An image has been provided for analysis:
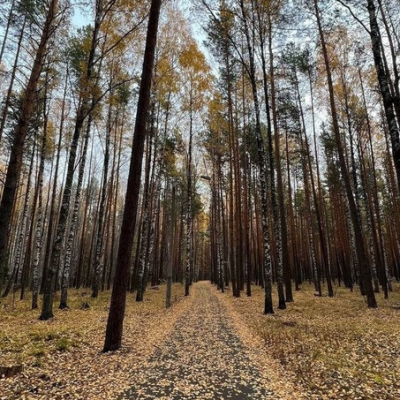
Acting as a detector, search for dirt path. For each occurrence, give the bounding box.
[119,282,278,399]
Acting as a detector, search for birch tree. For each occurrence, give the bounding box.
[0,0,61,291]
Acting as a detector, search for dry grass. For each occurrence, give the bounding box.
[0,284,192,400]
[222,282,400,400]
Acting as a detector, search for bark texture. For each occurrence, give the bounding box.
[103,0,162,351]
[0,0,59,290]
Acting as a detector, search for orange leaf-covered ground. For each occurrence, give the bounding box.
[1,284,192,399]
[1,281,399,399]
[220,283,400,400]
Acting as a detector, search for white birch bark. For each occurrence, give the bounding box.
[239,0,273,313]
[59,116,92,309]
[92,90,113,297]
[32,143,45,309]
[4,151,34,298]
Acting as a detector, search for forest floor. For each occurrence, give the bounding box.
[219,282,400,400]
[118,282,297,399]
[0,281,400,399]
[0,284,191,399]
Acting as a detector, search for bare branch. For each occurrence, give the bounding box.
[336,0,370,34]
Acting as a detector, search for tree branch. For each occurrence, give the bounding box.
[336,0,370,34]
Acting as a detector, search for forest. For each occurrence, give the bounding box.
[1,0,400,398]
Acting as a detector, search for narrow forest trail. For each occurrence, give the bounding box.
[119,281,281,400]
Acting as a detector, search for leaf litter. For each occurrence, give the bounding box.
[119,282,279,399]
[220,283,400,400]
[0,284,191,399]
[2,281,399,399]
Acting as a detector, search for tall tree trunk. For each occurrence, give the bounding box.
[108,109,124,290]
[216,167,224,292]
[0,0,16,66]
[315,0,377,307]
[228,136,236,295]
[40,0,103,319]
[0,0,59,290]
[31,129,46,309]
[256,8,284,307]
[267,15,290,306]
[92,83,113,297]
[166,184,176,309]
[2,148,34,298]
[0,17,26,142]
[40,70,68,296]
[21,69,51,300]
[239,0,273,313]
[367,0,400,190]
[136,126,154,302]
[185,98,194,297]
[59,114,92,309]
[376,0,400,124]
[103,0,162,351]
[299,125,321,295]
[285,127,299,290]
[243,150,252,296]
[359,66,388,295]
[309,68,333,291]
[296,69,333,296]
